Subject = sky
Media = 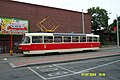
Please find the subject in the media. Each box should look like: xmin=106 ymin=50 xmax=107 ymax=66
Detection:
xmin=13 ymin=0 xmax=120 ymax=24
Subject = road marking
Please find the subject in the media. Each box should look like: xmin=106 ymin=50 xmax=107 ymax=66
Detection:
xmin=46 ymin=73 xmax=76 ymax=80
xmin=27 ymin=67 xmax=47 ymax=80
xmin=28 ymin=59 xmax=120 ymax=80
xmin=48 ymin=71 xmax=68 ymax=77
xmin=46 ymin=59 xmax=120 ymax=80
xmin=36 ymin=65 xmax=53 ymax=69
xmin=35 ymin=65 xmax=59 ymax=72
xmin=54 ymin=55 xmax=120 ymax=66
xmin=9 ymin=63 xmax=17 ymax=68
xmin=75 ymin=59 xmax=120 ymax=74
xmin=53 ymin=64 xmax=76 ymax=73
xmin=54 ymin=56 xmax=106 ymax=66
xmin=55 ymin=60 xmax=88 ymax=66
xmin=39 ymin=67 xmax=58 ymax=72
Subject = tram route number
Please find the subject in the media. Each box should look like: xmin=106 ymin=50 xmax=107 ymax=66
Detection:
xmin=80 ymin=72 xmax=106 ymax=77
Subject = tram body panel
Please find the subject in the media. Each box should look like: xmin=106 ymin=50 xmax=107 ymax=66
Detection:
xmin=19 ymin=33 xmax=100 ymax=55
xmin=19 ymin=42 xmax=100 ymax=55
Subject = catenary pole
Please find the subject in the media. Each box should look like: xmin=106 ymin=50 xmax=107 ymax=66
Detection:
xmin=116 ymin=14 xmax=119 ymax=47
xmin=82 ymin=9 xmax=84 ymax=34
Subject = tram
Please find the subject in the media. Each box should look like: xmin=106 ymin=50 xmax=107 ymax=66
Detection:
xmin=19 ymin=33 xmax=100 ymax=55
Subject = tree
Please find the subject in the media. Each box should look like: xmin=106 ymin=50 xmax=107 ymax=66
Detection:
xmin=109 ymin=16 xmax=120 ymax=43
xmin=109 ymin=16 xmax=120 ymax=32
xmin=87 ymin=7 xmax=109 ymax=33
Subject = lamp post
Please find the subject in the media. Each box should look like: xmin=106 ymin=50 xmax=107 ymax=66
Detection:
xmin=116 ymin=14 xmax=119 ymax=47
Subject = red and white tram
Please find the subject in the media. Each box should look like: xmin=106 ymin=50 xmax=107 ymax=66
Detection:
xmin=19 ymin=33 xmax=100 ymax=55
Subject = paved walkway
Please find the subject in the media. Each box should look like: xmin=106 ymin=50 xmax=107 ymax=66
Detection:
xmin=0 ymin=47 xmax=120 ymax=68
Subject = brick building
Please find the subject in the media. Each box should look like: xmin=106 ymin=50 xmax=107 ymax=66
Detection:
xmin=0 ymin=0 xmax=91 ymax=53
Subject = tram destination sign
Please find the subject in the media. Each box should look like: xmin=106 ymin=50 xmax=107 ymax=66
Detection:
xmin=0 ymin=17 xmax=29 ymax=35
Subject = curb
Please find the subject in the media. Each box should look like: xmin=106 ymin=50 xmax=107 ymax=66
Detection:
xmin=9 ymin=52 xmax=120 ymax=68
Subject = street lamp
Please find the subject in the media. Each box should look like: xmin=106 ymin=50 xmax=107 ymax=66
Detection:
xmin=116 ymin=14 xmax=119 ymax=47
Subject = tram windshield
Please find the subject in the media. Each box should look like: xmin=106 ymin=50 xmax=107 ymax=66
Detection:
xmin=21 ymin=36 xmax=30 ymax=44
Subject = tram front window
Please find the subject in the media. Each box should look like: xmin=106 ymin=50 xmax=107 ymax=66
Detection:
xmin=21 ymin=36 xmax=30 ymax=44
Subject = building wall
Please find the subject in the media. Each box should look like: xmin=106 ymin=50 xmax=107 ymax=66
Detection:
xmin=0 ymin=0 xmax=91 ymax=53
xmin=0 ymin=0 xmax=91 ymax=33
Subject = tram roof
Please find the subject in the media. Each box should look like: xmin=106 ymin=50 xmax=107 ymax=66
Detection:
xmin=53 ymin=33 xmax=86 ymax=36
xmin=25 ymin=33 xmax=53 ymax=36
xmin=53 ymin=33 xmax=99 ymax=37
xmin=25 ymin=33 xmax=99 ymax=37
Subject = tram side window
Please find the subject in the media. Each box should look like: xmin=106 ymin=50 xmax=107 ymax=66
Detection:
xmin=22 ymin=36 xmax=30 ymax=44
xmin=93 ymin=37 xmax=97 ymax=42
xmin=54 ymin=36 xmax=62 ymax=43
xmin=64 ymin=36 xmax=71 ymax=42
xmin=80 ymin=36 xmax=86 ymax=42
xmin=97 ymin=37 xmax=99 ymax=42
xmin=87 ymin=37 xmax=92 ymax=42
xmin=44 ymin=36 xmax=53 ymax=43
xmin=72 ymin=36 xmax=79 ymax=42
xmin=32 ymin=36 xmax=42 ymax=43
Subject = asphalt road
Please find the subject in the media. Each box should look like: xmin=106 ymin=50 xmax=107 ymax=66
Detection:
xmin=28 ymin=56 xmax=120 ymax=80
xmin=0 ymin=48 xmax=120 ymax=80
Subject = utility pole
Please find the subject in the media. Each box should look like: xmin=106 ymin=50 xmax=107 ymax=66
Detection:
xmin=116 ymin=14 xmax=119 ymax=47
xmin=10 ymin=31 xmax=13 ymax=56
xmin=82 ymin=9 xmax=84 ymax=34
